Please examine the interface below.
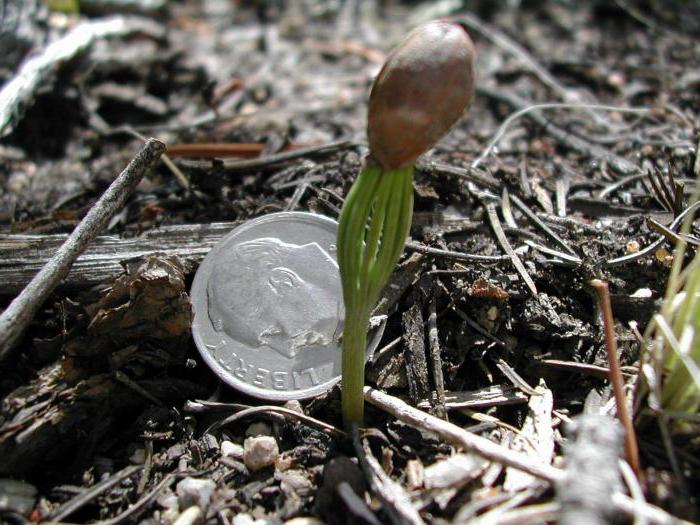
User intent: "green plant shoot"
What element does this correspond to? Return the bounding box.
[337,20,477,428]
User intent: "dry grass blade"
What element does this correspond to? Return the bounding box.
[484,201,538,297]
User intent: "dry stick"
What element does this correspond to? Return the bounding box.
[405,241,509,263]
[476,86,642,175]
[353,429,425,525]
[177,140,353,172]
[509,193,578,258]
[605,200,700,267]
[590,279,642,479]
[0,139,166,363]
[427,294,447,420]
[0,17,164,137]
[484,201,538,297]
[471,99,652,171]
[48,465,141,521]
[364,387,689,525]
[365,386,562,483]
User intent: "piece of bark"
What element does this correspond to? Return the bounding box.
[402,303,430,405]
[0,255,200,477]
[503,380,555,492]
[556,415,624,525]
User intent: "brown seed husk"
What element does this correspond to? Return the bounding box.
[367,21,476,169]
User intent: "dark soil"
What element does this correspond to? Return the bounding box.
[1,1,699,523]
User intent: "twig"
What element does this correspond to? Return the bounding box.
[100,473,176,525]
[619,459,648,525]
[206,405,345,440]
[405,242,509,263]
[484,201,538,297]
[476,502,561,525]
[418,159,500,192]
[0,138,165,363]
[476,86,642,175]
[509,193,578,257]
[453,307,506,348]
[48,465,141,521]
[537,359,637,380]
[427,293,447,419]
[495,358,539,397]
[177,140,354,172]
[364,387,688,525]
[353,429,425,525]
[471,100,651,170]
[604,200,700,267]
[364,387,562,483]
[0,17,164,136]
[416,385,528,411]
[590,279,641,479]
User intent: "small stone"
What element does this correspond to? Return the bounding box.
[157,490,180,523]
[278,470,313,496]
[173,505,201,525]
[221,440,245,459]
[232,514,256,525]
[0,479,37,515]
[284,400,303,413]
[285,518,326,525]
[176,478,216,509]
[244,436,279,472]
[245,422,272,437]
[631,288,652,299]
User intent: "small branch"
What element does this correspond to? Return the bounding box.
[0,139,166,363]
[177,140,354,172]
[364,387,563,483]
[353,429,425,525]
[471,100,651,170]
[590,279,642,479]
[406,241,509,263]
[477,86,642,175]
[427,294,447,419]
[48,465,141,521]
[484,201,538,297]
[364,387,687,525]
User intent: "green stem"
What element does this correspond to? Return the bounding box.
[337,163,415,430]
[341,308,370,426]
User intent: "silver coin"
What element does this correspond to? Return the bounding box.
[191,211,384,400]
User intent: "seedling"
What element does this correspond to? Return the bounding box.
[337,21,476,428]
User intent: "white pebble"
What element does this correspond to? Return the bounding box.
[221,440,245,459]
[244,436,279,471]
[173,505,201,525]
[176,477,216,509]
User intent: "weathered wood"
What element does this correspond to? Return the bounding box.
[0,139,165,363]
[0,221,240,296]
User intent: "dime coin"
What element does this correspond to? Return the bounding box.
[191,212,384,400]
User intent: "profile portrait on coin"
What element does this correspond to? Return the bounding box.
[207,237,342,359]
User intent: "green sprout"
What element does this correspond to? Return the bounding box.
[645,158,700,416]
[337,20,476,428]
